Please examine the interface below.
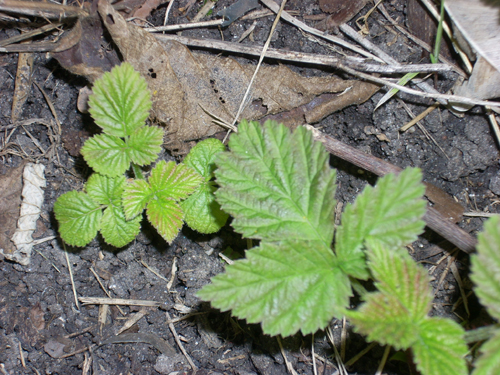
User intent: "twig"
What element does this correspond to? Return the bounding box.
[305,126,477,253]
[166,311,197,371]
[63,244,80,310]
[259,0,382,62]
[144,19,223,32]
[277,336,299,375]
[79,297,168,308]
[153,34,452,74]
[338,62,500,108]
[400,102,440,132]
[377,3,465,77]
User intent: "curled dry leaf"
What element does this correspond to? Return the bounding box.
[3,163,46,265]
[56,0,379,152]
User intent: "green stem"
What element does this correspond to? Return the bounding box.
[132,163,144,180]
[463,325,499,344]
[431,0,445,64]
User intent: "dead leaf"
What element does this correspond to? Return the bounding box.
[51,14,121,82]
[100,0,378,148]
[0,163,25,259]
[11,52,34,122]
[56,0,379,152]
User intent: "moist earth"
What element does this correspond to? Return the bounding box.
[1,0,499,374]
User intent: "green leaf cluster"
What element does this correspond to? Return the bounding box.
[82,62,163,177]
[123,160,202,243]
[54,174,141,247]
[470,216,500,375]
[198,120,428,338]
[54,62,221,248]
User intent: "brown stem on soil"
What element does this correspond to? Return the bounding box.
[306,125,477,254]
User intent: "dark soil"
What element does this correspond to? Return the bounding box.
[1,0,499,374]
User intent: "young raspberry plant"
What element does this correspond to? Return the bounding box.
[199,120,469,375]
[54,63,227,247]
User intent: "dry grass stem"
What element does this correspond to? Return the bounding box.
[260,0,381,61]
[450,261,470,317]
[166,311,198,371]
[64,246,80,310]
[400,102,440,132]
[79,297,165,307]
[144,19,223,32]
[277,336,299,375]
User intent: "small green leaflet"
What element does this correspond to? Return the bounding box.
[88,62,151,137]
[335,167,426,279]
[198,240,351,337]
[54,174,140,247]
[215,120,337,245]
[347,240,467,375]
[471,216,500,320]
[82,62,163,177]
[470,216,500,375]
[123,160,202,243]
[181,138,228,233]
[471,329,500,375]
[54,191,102,247]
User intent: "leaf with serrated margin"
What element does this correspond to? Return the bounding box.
[100,205,141,247]
[335,168,426,279]
[182,138,228,233]
[146,197,184,243]
[412,318,467,375]
[149,160,202,201]
[471,216,500,320]
[347,240,432,348]
[127,125,164,166]
[472,329,500,375]
[88,62,151,137]
[184,138,226,179]
[181,182,228,233]
[81,134,130,177]
[215,120,336,244]
[54,191,102,247]
[123,179,153,220]
[198,239,351,337]
[86,174,126,206]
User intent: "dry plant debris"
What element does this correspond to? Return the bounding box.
[53,0,379,152]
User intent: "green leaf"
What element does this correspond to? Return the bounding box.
[53,191,102,247]
[86,174,126,206]
[184,138,226,179]
[347,240,432,349]
[146,197,184,243]
[335,168,426,279]
[123,179,153,220]
[182,138,228,233]
[88,62,151,137]
[127,125,164,166]
[472,328,500,375]
[471,216,500,320]
[198,239,351,337]
[412,318,468,375]
[347,241,467,375]
[149,160,202,201]
[181,182,228,233]
[81,134,130,177]
[100,205,141,247]
[215,120,337,244]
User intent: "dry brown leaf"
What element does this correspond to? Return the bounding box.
[316,0,367,32]
[98,0,378,150]
[56,0,379,152]
[0,163,25,260]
